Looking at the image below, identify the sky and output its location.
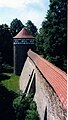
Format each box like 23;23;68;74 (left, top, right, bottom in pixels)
0;0;50;30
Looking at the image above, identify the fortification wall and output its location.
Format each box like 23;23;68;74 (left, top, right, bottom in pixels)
19;50;67;120
34;65;66;120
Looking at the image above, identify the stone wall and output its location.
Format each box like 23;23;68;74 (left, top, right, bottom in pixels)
19;50;67;120
34;66;66;120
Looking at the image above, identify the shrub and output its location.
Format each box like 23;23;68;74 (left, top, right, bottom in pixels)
25;109;39;120
25;101;40;120
13;92;40;120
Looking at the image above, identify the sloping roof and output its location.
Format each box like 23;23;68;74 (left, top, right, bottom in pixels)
28;49;67;110
13;28;35;39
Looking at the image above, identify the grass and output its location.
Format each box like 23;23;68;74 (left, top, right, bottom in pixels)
0;66;20;120
0;73;19;92
0;64;20;92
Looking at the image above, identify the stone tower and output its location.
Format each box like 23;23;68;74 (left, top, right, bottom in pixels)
13;28;35;75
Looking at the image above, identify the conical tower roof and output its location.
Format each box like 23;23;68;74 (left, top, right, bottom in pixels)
13;28;34;39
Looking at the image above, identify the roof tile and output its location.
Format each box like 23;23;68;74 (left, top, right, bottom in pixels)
28;49;67;109
13;28;34;39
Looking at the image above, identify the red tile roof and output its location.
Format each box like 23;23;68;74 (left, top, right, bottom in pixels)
13;28;35;39
28;49;67;110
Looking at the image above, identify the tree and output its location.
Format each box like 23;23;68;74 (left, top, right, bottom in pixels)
35;31;44;55
25;101;39;120
10;18;24;37
0;52;2;74
26;20;37;37
0;24;13;65
13;92;40;120
36;0;67;72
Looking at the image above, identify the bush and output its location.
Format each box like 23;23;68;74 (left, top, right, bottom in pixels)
13;92;40;120
25;101;40;120
25;110;39;120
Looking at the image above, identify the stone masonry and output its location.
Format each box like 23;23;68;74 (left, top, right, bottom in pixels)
19;50;67;120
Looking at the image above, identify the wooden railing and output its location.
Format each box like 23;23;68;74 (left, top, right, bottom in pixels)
28;49;67;109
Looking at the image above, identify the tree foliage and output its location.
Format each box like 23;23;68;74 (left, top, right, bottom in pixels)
10;18;24;37
0;24;13;65
13;92;40;120
25;101;39;120
26;20;37;37
35;0;67;72
0;52;2;74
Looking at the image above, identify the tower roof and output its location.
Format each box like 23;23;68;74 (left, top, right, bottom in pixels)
13;28;34;39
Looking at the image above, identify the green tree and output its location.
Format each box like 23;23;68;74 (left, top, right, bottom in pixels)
0;24;13;65
0;52;2;74
10;18;24;37
13;92;40;120
36;0;67;72
26;20;37;37
35;31;44;55
25;101;39;120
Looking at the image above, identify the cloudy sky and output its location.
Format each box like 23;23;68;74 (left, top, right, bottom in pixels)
0;0;49;30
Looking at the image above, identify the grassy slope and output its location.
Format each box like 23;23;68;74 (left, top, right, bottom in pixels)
0;73;19;92
0;67;20;120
